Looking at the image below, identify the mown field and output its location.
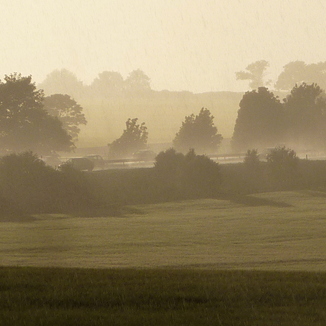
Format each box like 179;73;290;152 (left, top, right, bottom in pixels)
1;190;326;325
1;190;326;270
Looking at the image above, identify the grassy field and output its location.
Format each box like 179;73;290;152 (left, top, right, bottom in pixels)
1;190;326;325
0;190;326;271
0;267;326;326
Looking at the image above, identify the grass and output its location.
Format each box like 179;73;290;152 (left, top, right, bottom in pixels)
1;190;326;270
0;267;326;325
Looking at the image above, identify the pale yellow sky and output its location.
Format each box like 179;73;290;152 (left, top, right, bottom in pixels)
1;0;326;93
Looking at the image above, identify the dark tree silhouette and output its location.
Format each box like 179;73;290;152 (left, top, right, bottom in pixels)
231;87;284;152
275;61;326;91
283;83;326;149
108;118;148;158
0;73;74;155
44;94;87;141
236;60;271;89
173;108;223;154
266;146;299;180
244;149;260;168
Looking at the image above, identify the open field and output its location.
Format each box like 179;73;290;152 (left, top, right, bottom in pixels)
1;267;326;326
1;190;326;271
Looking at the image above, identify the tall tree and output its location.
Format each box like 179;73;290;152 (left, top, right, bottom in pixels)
236;60;271;89
43;94;87;142
0;73;74;155
124;69;151;92
108;118;148;158
283;83;326;149
275;61;326;91
173;108;223;154
231;87;284;152
90;71;124;97
38;69;84;99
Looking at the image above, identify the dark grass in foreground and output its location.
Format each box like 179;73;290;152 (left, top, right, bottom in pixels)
1;267;326;325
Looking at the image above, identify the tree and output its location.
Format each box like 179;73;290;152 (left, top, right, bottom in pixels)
173;108;223;154
243;149;260;168
43;94;87;141
266;146;299;180
90;71;124;97
231;87;284;152
108;118;148;158
236;60;271;89
0;73;74;155
124;69;151;92
275;61;326;91
283;83;326;149
38;69;84;99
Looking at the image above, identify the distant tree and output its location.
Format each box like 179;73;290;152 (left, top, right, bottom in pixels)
275;61;326;91
283;83;326;149
124;69;151;92
108;118;148;158
244;149;260;168
39;69;84;99
154;148;220;198
90;71;124;97
44;94;87;142
173;108;223;154
231;87;284;152
0;73;74;155
236;60;271;89
266;146;299;180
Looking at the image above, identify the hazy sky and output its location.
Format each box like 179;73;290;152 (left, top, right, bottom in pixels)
1;0;326;93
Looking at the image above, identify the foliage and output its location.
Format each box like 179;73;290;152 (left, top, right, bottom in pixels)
38;69;84;99
266;146;299;180
244;149;260;168
90;71;124;96
0;151;92;213
275;61;326;91
173;108;223;154
283;83;326;149
124;69;151;92
236;60;271;89
108;118;148;158
154;148;220;198
44;94;87;141
0;73;74;155
232;87;284;152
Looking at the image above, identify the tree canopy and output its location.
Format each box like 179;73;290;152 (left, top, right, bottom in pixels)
283;83;326;149
124;69;151;92
236;60;271;89
0;73;74;155
275;61;326;91
44;94;87;142
173;108;222;154
231;87;283;152
90;71;124;97
108;118;148;158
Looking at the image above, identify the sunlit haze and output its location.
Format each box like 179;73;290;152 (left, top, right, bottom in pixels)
1;0;326;93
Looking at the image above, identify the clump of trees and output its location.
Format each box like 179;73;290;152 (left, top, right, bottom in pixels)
232;83;326;152
173;108;223;154
0;152;92;213
154;148;221;199
108;118;148;159
0;73;75;156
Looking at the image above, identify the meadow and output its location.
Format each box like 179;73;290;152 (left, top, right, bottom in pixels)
1;190;326;270
1;190;326;325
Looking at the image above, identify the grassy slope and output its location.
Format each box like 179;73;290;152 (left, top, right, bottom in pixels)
0;267;325;326
1;190;326;271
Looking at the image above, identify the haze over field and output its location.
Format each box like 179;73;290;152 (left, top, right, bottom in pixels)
1;0;326;147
